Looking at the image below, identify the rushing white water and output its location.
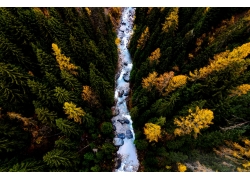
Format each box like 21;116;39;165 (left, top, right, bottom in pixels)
112;7;139;172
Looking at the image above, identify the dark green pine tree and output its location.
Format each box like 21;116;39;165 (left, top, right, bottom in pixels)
27;79;57;108
56;118;82;137
43;149;79;169
89;63;114;106
35;107;58;127
0;33;32;69
0;62;31;112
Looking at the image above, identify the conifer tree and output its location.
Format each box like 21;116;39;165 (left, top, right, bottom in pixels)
54;87;72;104
60;70;81;92
35;107;57;127
137;27;150;49
52;43;78;75
9;159;44;172
56;118;81;137
174;106;214;138
63;102;85;124
148;48;161;65
144;123;161;142
142;71;158;91
27;79;56;107
230;84;250;97
189;42;250;81
162;7;179;33
43;149;79;168
82;86;100;107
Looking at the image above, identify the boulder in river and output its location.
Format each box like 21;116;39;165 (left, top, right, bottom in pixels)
117;118;130;124
123;90;129;96
117;133;125;139
113;138;124;146
126;130;133;139
118;90;124;97
123;73;130;82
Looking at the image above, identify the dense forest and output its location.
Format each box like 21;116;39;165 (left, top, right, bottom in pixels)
1;7;250;172
129;7;250;172
0;7;120;172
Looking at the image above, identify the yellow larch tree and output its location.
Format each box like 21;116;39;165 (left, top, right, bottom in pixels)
174;106;214;138
82;86;99;107
144;123;161;142
85;8;91;16
177;163;187;172
163;75;187;96
230;84;250;96
52;43;78;75
148;48;161;65
214;139;250;172
203;7;210;15
115;37;120;46
189;42;250;81
63;102;85;124
142;71;187;96
162;7;179;33
142;71;158;91
137;27;150;49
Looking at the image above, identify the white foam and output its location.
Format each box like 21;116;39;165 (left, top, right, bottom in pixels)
112;7;139;172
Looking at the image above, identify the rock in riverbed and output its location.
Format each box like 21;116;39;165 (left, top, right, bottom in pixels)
113;138;124;146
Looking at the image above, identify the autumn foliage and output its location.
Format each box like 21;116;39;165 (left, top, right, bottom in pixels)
82;86;99;107
189;42;250;81
85;8;91;16
214;139;250;172
142;71;187;95
148;48;161;65
142;71;158;91
52;43;78;75
144;123;161;142
230;84;250;96
177;163;187;172
174;106;214;138
63;102;85;124
137;27;150;49
162;7;179;33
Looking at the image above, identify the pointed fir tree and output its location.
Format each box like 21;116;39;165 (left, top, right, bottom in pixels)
55;118;81;137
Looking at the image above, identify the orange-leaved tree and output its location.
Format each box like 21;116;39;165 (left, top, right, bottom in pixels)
82;85;99;107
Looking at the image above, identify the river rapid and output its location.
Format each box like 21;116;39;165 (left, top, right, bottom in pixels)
111;7;139;172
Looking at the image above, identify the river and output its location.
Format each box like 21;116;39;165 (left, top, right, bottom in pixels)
111;7;139;172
